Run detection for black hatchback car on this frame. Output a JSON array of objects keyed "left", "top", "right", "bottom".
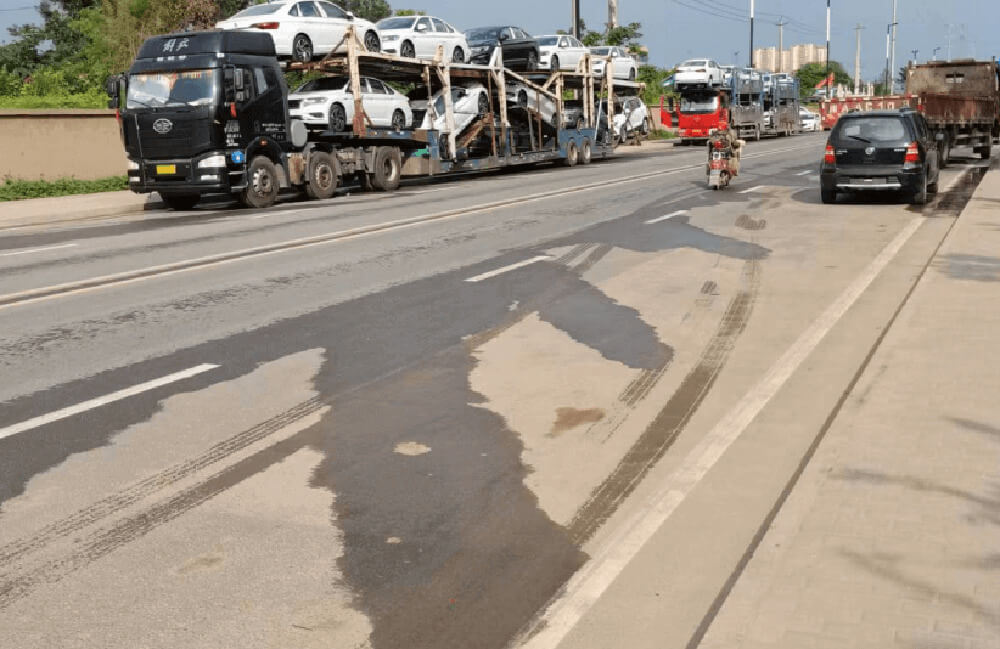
[
  {"left": 821, "top": 109, "right": 941, "bottom": 205},
  {"left": 464, "top": 26, "right": 540, "bottom": 70}
]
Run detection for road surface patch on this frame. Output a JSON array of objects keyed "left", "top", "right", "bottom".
[{"left": 393, "top": 441, "right": 431, "bottom": 456}]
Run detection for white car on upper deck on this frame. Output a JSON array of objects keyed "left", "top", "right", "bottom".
[
  {"left": 674, "top": 58, "right": 724, "bottom": 89},
  {"left": 535, "top": 34, "right": 589, "bottom": 72},
  {"left": 590, "top": 46, "right": 638, "bottom": 81},
  {"left": 377, "top": 15, "right": 469, "bottom": 63},
  {"left": 215, "top": 0, "right": 380, "bottom": 62}
]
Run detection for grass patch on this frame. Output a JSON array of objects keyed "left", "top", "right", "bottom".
[
  {"left": 647, "top": 129, "right": 676, "bottom": 140},
  {"left": 0, "top": 176, "right": 128, "bottom": 201},
  {"left": 0, "top": 92, "right": 109, "bottom": 110}
]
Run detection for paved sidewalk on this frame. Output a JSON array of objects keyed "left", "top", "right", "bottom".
[
  {"left": 699, "top": 168, "right": 1000, "bottom": 649},
  {"left": 0, "top": 190, "right": 161, "bottom": 228}
]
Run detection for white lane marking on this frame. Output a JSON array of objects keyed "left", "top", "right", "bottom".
[
  {"left": 0, "top": 363, "right": 219, "bottom": 442},
  {"left": 0, "top": 142, "right": 818, "bottom": 311},
  {"left": 0, "top": 243, "right": 77, "bottom": 258},
  {"left": 516, "top": 216, "right": 925, "bottom": 649},
  {"left": 796, "top": 170, "right": 813, "bottom": 176},
  {"left": 739, "top": 185, "right": 764, "bottom": 194},
  {"left": 465, "top": 255, "right": 551, "bottom": 283},
  {"left": 645, "top": 210, "right": 688, "bottom": 225}
]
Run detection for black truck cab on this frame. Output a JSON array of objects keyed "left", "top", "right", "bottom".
[{"left": 108, "top": 31, "right": 309, "bottom": 209}]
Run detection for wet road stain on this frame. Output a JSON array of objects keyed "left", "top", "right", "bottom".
[
  {"left": 701, "top": 280, "right": 719, "bottom": 295},
  {"left": 736, "top": 214, "right": 767, "bottom": 231},
  {"left": 551, "top": 407, "right": 606, "bottom": 437},
  {"left": 937, "top": 254, "right": 1000, "bottom": 282},
  {"left": 569, "top": 258, "right": 763, "bottom": 545}
]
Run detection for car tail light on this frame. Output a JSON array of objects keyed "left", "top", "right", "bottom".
[
  {"left": 904, "top": 142, "right": 920, "bottom": 163},
  {"left": 824, "top": 143, "right": 836, "bottom": 164},
  {"left": 252, "top": 22, "right": 280, "bottom": 29}
]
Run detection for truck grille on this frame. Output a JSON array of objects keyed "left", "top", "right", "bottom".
[{"left": 136, "top": 113, "right": 213, "bottom": 160}]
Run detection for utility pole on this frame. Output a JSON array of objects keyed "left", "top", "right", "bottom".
[
  {"left": 825, "top": 0, "right": 831, "bottom": 84},
  {"left": 607, "top": 0, "right": 618, "bottom": 31},
  {"left": 776, "top": 17, "right": 788, "bottom": 73},
  {"left": 571, "top": 0, "right": 580, "bottom": 39},
  {"left": 749, "top": 0, "right": 755, "bottom": 69},
  {"left": 911, "top": 49, "right": 918, "bottom": 63},
  {"left": 889, "top": 0, "right": 898, "bottom": 93},
  {"left": 933, "top": 46, "right": 941, "bottom": 61},
  {"left": 884, "top": 24, "right": 891, "bottom": 94},
  {"left": 854, "top": 23, "right": 864, "bottom": 95}
]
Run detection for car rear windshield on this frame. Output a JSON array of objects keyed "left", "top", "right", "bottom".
[
  {"left": 681, "top": 60, "right": 707, "bottom": 67},
  {"left": 537, "top": 37, "right": 558, "bottom": 46},
  {"left": 591, "top": 47, "right": 610, "bottom": 55},
  {"left": 833, "top": 116, "right": 909, "bottom": 144},
  {"left": 233, "top": 3, "right": 281, "bottom": 17},
  {"left": 297, "top": 77, "right": 349, "bottom": 92},
  {"left": 466, "top": 28, "right": 501, "bottom": 40},
  {"left": 377, "top": 17, "right": 415, "bottom": 29}
]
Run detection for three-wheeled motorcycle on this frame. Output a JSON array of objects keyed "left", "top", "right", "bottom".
[{"left": 706, "top": 129, "right": 743, "bottom": 190}]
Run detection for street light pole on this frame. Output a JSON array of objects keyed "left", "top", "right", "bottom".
[
  {"left": 933, "top": 46, "right": 941, "bottom": 61},
  {"left": 826, "top": 0, "right": 831, "bottom": 83},
  {"left": 889, "top": 0, "right": 898, "bottom": 93},
  {"left": 749, "top": 0, "right": 755, "bottom": 68},
  {"left": 571, "top": 0, "right": 580, "bottom": 39},
  {"left": 884, "top": 24, "right": 891, "bottom": 94}
]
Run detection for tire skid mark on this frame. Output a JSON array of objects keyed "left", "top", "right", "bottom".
[
  {"left": 568, "top": 257, "right": 763, "bottom": 545},
  {"left": 0, "top": 396, "right": 325, "bottom": 569}
]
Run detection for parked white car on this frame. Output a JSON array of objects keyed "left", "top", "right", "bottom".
[
  {"left": 590, "top": 46, "right": 638, "bottom": 81},
  {"left": 535, "top": 34, "right": 589, "bottom": 71},
  {"left": 216, "top": 1, "right": 380, "bottom": 62},
  {"left": 674, "top": 59, "right": 724, "bottom": 89},
  {"left": 289, "top": 76, "right": 412, "bottom": 132},
  {"left": 799, "top": 108, "right": 819, "bottom": 131},
  {"left": 377, "top": 15, "right": 470, "bottom": 63}
]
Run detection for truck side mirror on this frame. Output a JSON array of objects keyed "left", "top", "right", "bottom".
[
  {"left": 105, "top": 74, "right": 121, "bottom": 108},
  {"left": 234, "top": 68, "right": 248, "bottom": 103}
]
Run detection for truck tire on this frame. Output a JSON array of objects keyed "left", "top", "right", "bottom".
[
  {"left": 162, "top": 194, "right": 200, "bottom": 211},
  {"left": 562, "top": 141, "right": 579, "bottom": 167},
  {"left": 370, "top": 146, "right": 401, "bottom": 192},
  {"left": 304, "top": 151, "right": 339, "bottom": 200},
  {"left": 240, "top": 155, "right": 280, "bottom": 209},
  {"left": 979, "top": 140, "right": 992, "bottom": 160},
  {"left": 580, "top": 139, "right": 592, "bottom": 164},
  {"left": 939, "top": 136, "right": 951, "bottom": 169}
]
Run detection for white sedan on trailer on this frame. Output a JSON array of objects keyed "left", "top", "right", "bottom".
[
  {"left": 289, "top": 76, "right": 412, "bottom": 132},
  {"left": 535, "top": 34, "right": 589, "bottom": 71},
  {"left": 590, "top": 46, "right": 638, "bottom": 80},
  {"left": 216, "top": 0, "right": 381, "bottom": 62},
  {"left": 673, "top": 59, "right": 724, "bottom": 89},
  {"left": 377, "top": 15, "right": 470, "bottom": 63},
  {"left": 420, "top": 84, "right": 490, "bottom": 156}
]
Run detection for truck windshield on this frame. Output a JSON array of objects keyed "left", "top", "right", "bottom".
[
  {"left": 127, "top": 70, "right": 219, "bottom": 109},
  {"left": 680, "top": 96, "right": 719, "bottom": 114}
]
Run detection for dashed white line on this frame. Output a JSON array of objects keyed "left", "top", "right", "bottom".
[
  {"left": 0, "top": 243, "right": 77, "bottom": 258},
  {"left": 0, "top": 363, "right": 220, "bottom": 442},
  {"left": 515, "top": 217, "right": 926, "bottom": 649},
  {"left": 465, "top": 255, "right": 551, "bottom": 283},
  {"left": 796, "top": 170, "right": 813, "bottom": 176},
  {"left": 739, "top": 185, "right": 764, "bottom": 194},
  {"left": 645, "top": 210, "right": 688, "bottom": 224}
]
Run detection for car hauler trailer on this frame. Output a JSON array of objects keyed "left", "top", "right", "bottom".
[
  {"left": 820, "top": 59, "right": 1000, "bottom": 164},
  {"left": 107, "top": 27, "right": 640, "bottom": 210},
  {"left": 761, "top": 74, "right": 800, "bottom": 137},
  {"left": 659, "top": 67, "right": 766, "bottom": 143}
]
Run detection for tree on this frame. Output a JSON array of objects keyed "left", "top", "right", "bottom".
[
  {"left": 342, "top": 0, "right": 392, "bottom": 22},
  {"left": 795, "top": 61, "right": 852, "bottom": 98},
  {"left": 605, "top": 22, "right": 642, "bottom": 48},
  {"left": 394, "top": 9, "right": 425, "bottom": 16}
]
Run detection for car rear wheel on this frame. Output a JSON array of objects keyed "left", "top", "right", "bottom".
[
  {"left": 910, "top": 174, "right": 928, "bottom": 205},
  {"left": 364, "top": 30, "right": 381, "bottom": 52},
  {"left": 292, "top": 34, "right": 313, "bottom": 62},
  {"left": 401, "top": 41, "right": 416, "bottom": 59},
  {"left": 453, "top": 47, "right": 465, "bottom": 63},
  {"left": 391, "top": 109, "right": 406, "bottom": 131},
  {"left": 328, "top": 103, "right": 346, "bottom": 132},
  {"left": 820, "top": 188, "right": 837, "bottom": 204}
]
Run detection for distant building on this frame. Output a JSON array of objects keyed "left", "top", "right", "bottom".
[{"left": 753, "top": 44, "right": 827, "bottom": 73}]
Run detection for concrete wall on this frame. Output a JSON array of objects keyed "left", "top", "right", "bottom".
[{"left": 0, "top": 109, "right": 127, "bottom": 182}]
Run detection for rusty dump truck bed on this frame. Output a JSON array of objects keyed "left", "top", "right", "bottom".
[{"left": 905, "top": 60, "right": 1000, "bottom": 127}]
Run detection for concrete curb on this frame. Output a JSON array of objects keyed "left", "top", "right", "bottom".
[{"left": 0, "top": 191, "right": 163, "bottom": 229}]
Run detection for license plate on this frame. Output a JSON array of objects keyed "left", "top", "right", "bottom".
[{"left": 156, "top": 164, "right": 176, "bottom": 175}]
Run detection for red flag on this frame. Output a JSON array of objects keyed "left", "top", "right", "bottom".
[{"left": 815, "top": 73, "right": 835, "bottom": 89}]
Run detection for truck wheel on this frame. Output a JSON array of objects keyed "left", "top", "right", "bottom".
[
  {"left": 162, "top": 194, "right": 200, "bottom": 211},
  {"left": 240, "top": 156, "right": 280, "bottom": 209},
  {"left": 980, "top": 140, "right": 992, "bottom": 160},
  {"left": 820, "top": 188, "right": 837, "bottom": 204},
  {"left": 292, "top": 34, "right": 313, "bottom": 63},
  {"left": 370, "top": 147, "right": 401, "bottom": 192},
  {"left": 562, "top": 141, "right": 579, "bottom": 167},
  {"left": 304, "top": 151, "right": 339, "bottom": 200},
  {"left": 580, "top": 139, "right": 592, "bottom": 164},
  {"left": 939, "top": 136, "right": 951, "bottom": 168}
]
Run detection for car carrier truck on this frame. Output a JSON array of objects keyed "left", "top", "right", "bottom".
[{"left": 107, "top": 27, "right": 638, "bottom": 210}]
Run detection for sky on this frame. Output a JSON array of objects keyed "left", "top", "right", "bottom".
[{"left": 1, "top": 0, "right": 998, "bottom": 80}]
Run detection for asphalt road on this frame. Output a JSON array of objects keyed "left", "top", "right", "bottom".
[{"left": 0, "top": 134, "right": 989, "bottom": 649}]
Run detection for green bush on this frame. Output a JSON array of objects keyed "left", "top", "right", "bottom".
[
  {"left": 0, "top": 176, "right": 128, "bottom": 201},
  {"left": 0, "top": 91, "right": 108, "bottom": 108},
  {"left": 0, "top": 69, "right": 22, "bottom": 96}
]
